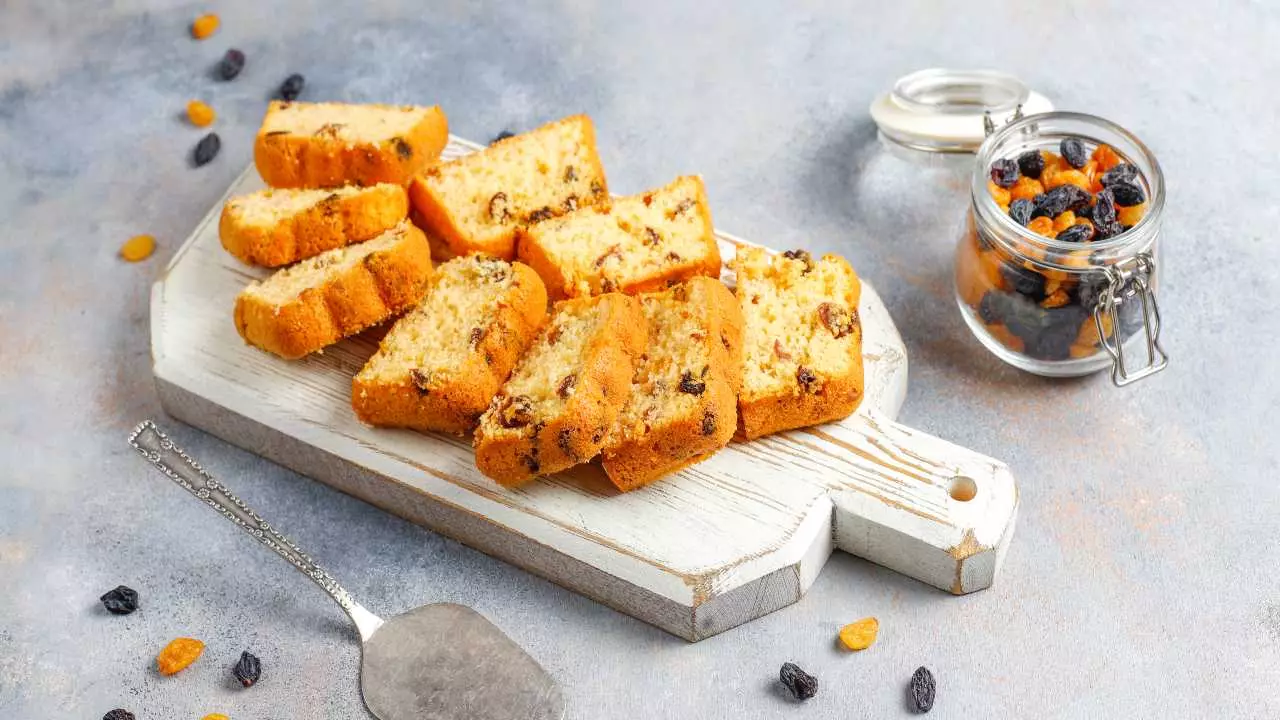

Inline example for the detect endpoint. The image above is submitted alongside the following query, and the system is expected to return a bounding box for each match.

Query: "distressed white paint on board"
[150,138,1018,640]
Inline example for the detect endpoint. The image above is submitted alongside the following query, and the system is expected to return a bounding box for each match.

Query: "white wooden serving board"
[151,137,1018,641]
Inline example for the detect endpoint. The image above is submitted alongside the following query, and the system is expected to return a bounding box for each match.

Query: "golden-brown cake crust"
[233,224,433,359]
[601,277,744,491]
[408,114,608,261]
[254,102,449,189]
[734,248,864,440]
[473,293,647,487]
[351,261,548,435]
[219,184,409,267]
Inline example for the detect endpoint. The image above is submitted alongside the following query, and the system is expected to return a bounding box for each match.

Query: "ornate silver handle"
[129,420,384,641]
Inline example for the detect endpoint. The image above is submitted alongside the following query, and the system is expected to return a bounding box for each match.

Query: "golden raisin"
[1026,216,1055,238]
[838,617,880,651]
[1052,211,1077,233]
[1117,202,1148,227]
[120,234,156,262]
[202,715,229,720]
[157,637,205,675]
[1009,176,1043,203]
[187,100,215,127]
[1045,169,1090,191]
[1041,288,1071,309]
[1092,144,1123,172]
[987,180,1011,209]
[191,14,220,39]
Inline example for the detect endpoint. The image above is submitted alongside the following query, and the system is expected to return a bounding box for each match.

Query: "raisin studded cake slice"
[254,101,449,188]
[517,175,720,300]
[352,256,548,435]
[409,114,608,261]
[731,246,864,439]
[233,221,433,359]
[220,183,408,267]
[600,277,744,491]
[473,293,648,487]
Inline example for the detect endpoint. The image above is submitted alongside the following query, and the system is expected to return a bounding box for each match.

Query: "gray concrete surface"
[2,1,1277,717]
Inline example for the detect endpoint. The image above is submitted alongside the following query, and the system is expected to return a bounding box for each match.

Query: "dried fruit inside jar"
[953,214,1151,362]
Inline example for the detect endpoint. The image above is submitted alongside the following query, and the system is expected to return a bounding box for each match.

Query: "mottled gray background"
[2,1,1277,718]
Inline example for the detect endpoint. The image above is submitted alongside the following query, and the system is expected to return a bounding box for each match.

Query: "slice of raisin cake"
[254,101,449,188]
[732,247,864,439]
[220,183,408,267]
[352,256,547,435]
[408,115,608,260]
[517,175,720,300]
[233,221,433,359]
[600,277,744,491]
[473,293,647,487]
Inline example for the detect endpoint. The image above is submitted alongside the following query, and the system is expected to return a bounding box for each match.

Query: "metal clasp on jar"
[1092,253,1168,386]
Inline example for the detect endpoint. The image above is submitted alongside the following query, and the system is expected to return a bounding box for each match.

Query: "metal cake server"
[129,420,565,720]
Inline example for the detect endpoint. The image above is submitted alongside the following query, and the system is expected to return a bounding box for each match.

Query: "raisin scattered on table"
[988,158,1019,188]
[191,14,220,39]
[1060,138,1087,168]
[279,73,305,101]
[1008,198,1034,226]
[838,617,879,651]
[187,100,216,127]
[233,650,261,688]
[193,133,221,167]
[218,49,245,80]
[100,585,140,615]
[119,234,156,263]
[491,130,515,145]
[909,666,936,713]
[1015,150,1045,179]
[157,637,205,676]
[103,710,135,720]
[778,662,818,701]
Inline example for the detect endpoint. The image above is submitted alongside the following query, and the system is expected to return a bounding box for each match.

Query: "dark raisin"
[103,710,136,720]
[313,122,343,137]
[409,369,431,394]
[479,259,510,282]
[600,278,617,293]
[563,195,578,212]
[673,198,696,216]
[491,130,515,145]
[782,249,814,273]
[1060,138,1088,169]
[217,48,245,81]
[678,371,706,395]
[233,650,261,688]
[666,251,682,262]
[590,180,605,197]
[977,292,1005,324]
[701,410,716,436]
[1055,223,1092,244]
[817,302,854,338]
[392,137,413,159]
[1095,220,1125,239]
[529,421,545,439]
[591,427,604,444]
[796,366,818,392]
[643,227,661,246]
[778,662,818,701]
[1100,163,1138,188]
[1001,296,1088,361]
[546,325,562,345]
[1008,199,1034,226]
[988,158,1019,188]
[527,206,554,223]
[773,339,792,360]
[520,453,540,474]
[909,666,936,713]
[998,262,1046,300]
[1109,180,1146,207]
[488,192,512,223]
[192,132,221,167]
[498,395,534,429]
[1092,189,1117,227]
[557,374,576,399]
[1031,185,1088,219]
[563,165,577,182]
[557,428,574,457]
[279,73,305,101]
[594,245,622,268]
[469,327,485,348]
[1015,150,1044,179]
[100,585,139,615]
[264,130,289,136]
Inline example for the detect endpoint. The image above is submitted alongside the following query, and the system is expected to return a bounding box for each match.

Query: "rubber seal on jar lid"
[869,68,1054,153]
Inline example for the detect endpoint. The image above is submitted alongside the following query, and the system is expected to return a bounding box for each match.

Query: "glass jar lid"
[870,69,1054,153]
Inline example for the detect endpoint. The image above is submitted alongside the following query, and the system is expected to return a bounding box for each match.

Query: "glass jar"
[953,111,1167,384]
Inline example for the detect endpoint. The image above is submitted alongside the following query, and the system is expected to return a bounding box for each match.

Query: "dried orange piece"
[1117,202,1148,227]
[1009,176,1043,202]
[187,100,216,127]
[987,180,1011,209]
[1092,144,1123,171]
[839,617,880,651]
[1045,169,1090,191]
[157,637,205,675]
[1026,216,1055,238]
[120,234,156,262]
[191,14,220,39]
[1052,211,1077,233]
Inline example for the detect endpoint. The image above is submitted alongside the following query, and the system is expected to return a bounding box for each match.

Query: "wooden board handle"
[769,408,1018,594]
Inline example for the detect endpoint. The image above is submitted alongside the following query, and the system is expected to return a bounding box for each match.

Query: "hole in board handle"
[948,476,978,502]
